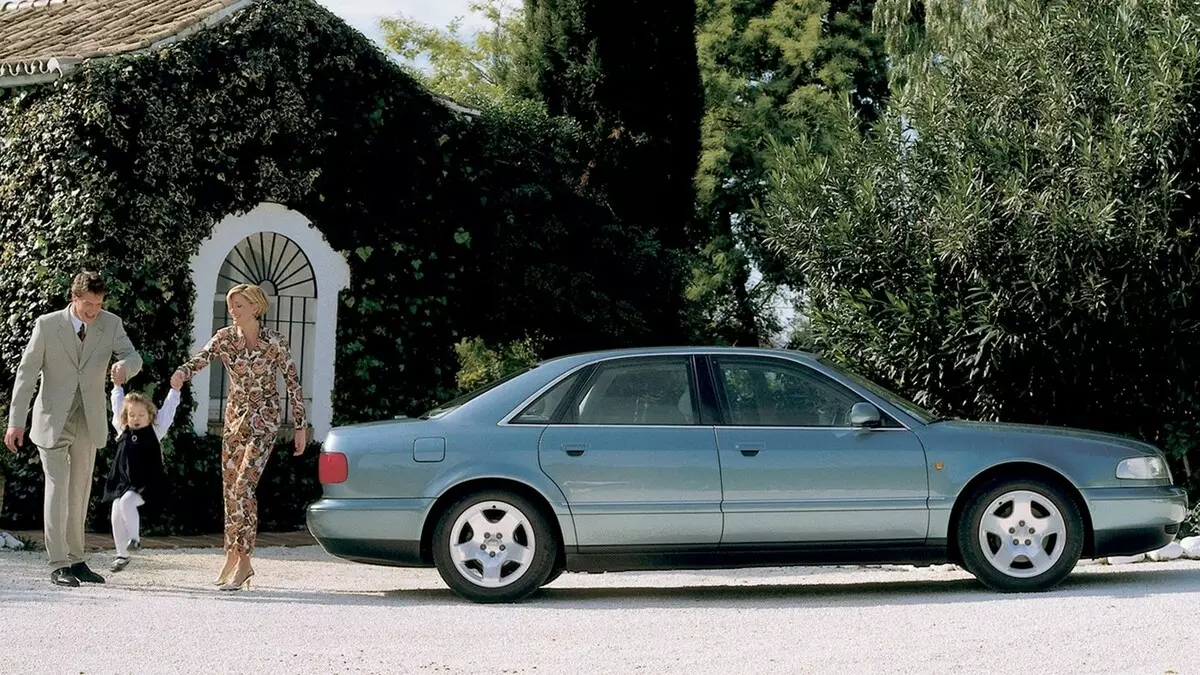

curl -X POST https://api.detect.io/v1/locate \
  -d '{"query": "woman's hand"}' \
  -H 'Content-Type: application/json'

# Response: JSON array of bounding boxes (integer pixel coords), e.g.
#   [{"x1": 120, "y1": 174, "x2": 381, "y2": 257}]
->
[
  {"x1": 293, "y1": 426, "x2": 307, "y2": 456},
  {"x1": 170, "y1": 369, "x2": 186, "y2": 391}
]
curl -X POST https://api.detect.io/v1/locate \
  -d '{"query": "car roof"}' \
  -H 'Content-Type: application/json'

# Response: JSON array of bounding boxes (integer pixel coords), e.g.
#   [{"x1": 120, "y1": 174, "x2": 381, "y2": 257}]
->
[{"x1": 535, "y1": 345, "x2": 818, "y2": 368}]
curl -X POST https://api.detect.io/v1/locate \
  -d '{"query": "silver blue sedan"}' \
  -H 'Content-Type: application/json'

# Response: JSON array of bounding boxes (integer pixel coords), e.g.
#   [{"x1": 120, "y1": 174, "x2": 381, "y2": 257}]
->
[{"x1": 306, "y1": 347, "x2": 1189, "y2": 603}]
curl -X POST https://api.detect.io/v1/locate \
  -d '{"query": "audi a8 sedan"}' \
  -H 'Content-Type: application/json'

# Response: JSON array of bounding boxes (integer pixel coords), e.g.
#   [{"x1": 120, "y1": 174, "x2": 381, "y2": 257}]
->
[{"x1": 306, "y1": 347, "x2": 1188, "y2": 603}]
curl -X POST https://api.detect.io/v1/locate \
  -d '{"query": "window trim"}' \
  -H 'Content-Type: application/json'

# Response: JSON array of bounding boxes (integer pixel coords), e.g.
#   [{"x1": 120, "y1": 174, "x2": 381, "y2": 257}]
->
[
  {"x1": 704, "y1": 354, "x2": 906, "y2": 430},
  {"x1": 507, "y1": 365, "x2": 594, "y2": 425},
  {"x1": 559, "y1": 355, "x2": 702, "y2": 427},
  {"x1": 500, "y1": 353, "x2": 718, "y2": 427}
]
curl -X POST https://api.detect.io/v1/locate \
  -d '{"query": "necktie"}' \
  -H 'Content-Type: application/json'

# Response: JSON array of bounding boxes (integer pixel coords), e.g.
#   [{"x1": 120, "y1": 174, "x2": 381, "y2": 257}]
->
[{"x1": 77, "y1": 323, "x2": 86, "y2": 342}]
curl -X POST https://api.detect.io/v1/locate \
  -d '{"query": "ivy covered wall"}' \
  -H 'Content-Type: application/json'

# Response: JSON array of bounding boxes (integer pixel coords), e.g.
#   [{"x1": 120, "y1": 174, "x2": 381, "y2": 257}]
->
[{"x1": 0, "y1": 0, "x2": 681, "y2": 533}]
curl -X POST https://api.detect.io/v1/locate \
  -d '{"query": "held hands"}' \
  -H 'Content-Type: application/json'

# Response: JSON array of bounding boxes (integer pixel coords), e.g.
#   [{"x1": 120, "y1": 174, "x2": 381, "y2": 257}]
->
[
  {"x1": 110, "y1": 363, "x2": 127, "y2": 387},
  {"x1": 170, "y1": 369, "x2": 186, "y2": 391}
]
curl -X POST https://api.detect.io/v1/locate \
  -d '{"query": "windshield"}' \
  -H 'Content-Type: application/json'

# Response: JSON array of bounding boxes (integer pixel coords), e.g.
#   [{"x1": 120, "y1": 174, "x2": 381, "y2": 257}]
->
[
  {"x1": 818, "y1": 357, "x2": 937, "y2": 424},
  {"x1": 420, "y1": 366, "x2": 534, "y2": 419}
]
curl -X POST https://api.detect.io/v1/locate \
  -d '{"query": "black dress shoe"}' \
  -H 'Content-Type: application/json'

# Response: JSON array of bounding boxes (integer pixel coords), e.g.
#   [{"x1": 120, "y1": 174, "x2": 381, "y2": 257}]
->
[
  {"x1": 70, "y1": 562, "x2": 105, "y2": 584},
  {"x1": 51, "y1": 567, "x2": 80, "y2": 587}
]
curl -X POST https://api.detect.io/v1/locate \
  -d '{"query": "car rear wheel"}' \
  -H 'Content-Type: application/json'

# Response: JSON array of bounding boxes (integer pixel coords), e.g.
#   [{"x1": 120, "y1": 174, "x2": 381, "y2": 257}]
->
[
  {"x1": 958, "y1": 478, "x2": 1084, "y2": 592},
  {"x1": 432, "y1": 490, "x2": 556, "y2": 603}
]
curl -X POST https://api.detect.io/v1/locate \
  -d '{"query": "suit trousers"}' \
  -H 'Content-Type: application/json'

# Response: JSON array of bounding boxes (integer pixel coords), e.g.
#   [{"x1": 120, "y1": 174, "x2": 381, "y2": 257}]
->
[{"x1": 36, "y1": 393, "x2": 96, "y2": 568}]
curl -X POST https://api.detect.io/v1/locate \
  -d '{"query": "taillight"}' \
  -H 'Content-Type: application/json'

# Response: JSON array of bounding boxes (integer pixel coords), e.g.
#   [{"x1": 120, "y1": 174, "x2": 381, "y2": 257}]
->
[{"x1": 319, "y1": 452, "x2": 348, "y2": 484}]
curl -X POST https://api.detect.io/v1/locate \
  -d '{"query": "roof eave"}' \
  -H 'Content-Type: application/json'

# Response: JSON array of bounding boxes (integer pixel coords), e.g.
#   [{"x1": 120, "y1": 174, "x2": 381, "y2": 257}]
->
[
  {"x1": 0, "y1": 56, "x2": 80, "y2": 89},
  {"x1": 0, "y1": 0, "x2": 259, "y2": 89},
  {"x1": 435, "y1": 95, "x2": 482, "y2": 118},
  {"x1": 142, "y1": 0, "x2": 259, "y2": 52}
]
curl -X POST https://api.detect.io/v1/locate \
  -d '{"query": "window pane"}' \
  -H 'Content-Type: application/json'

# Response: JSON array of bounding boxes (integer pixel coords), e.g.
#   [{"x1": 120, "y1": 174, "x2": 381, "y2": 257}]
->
[
  {"x1": 716, "y1": 358, "x2": 863, "y2": 427},
  {"x1": 511, "y1": 371, "x2": 583, "y2": 424},
  {"x1": 211, "y1": 231, "x2": 316, "y2": 426},
  {"x1": 573, "y1": 359, "x2": 696, "y2": 425},
  {"x1": 421, "y1": 366, "x2": 534, "y2": 419}
]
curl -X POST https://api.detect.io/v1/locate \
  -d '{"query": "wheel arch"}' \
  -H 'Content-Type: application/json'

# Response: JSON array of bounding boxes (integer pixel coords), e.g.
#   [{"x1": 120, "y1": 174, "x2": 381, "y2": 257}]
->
[
  {"x1": 946, "y1": 462, "x2": 1095, "y2": 563},
  {"x1": 419, "y1": 477, "x2": 568, "y2": 572}
]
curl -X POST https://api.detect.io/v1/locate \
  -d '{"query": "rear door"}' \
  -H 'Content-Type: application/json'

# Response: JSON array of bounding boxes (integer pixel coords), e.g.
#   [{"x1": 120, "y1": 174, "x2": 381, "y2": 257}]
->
[{"x1": 534, "y1": 356, "x2": 723, "y2": 547}]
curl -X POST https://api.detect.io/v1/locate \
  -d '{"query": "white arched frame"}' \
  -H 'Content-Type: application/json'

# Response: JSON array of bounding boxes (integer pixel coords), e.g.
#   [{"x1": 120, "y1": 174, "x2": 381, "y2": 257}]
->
[{"x1": 187, "y1": 202, "x2": 350, "y2": 441}]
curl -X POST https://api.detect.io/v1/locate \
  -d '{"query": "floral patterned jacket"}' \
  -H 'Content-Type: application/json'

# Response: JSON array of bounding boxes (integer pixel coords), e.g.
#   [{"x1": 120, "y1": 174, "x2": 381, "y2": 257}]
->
[{"x1": 178, "y1": 325, "x2": 306, "y2": 432}]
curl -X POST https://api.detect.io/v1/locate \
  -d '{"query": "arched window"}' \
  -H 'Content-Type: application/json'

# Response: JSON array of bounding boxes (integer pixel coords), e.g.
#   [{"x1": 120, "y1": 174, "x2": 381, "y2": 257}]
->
[{"x1": 210, "y1": 232, "x2": 316, "y2": 426}]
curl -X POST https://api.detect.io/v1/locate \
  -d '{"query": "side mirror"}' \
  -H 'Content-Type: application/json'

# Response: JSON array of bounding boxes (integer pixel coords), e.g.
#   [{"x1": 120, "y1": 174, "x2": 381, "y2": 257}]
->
[{"x1": 849, "y1": 402, "x2": 882, "y2": 429}]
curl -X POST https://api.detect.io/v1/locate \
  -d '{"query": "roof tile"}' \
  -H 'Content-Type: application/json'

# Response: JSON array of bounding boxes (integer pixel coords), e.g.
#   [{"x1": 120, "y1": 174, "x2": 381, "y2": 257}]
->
[{"x1": 0, "y1": 0, "x2": 247, "y2": 67}]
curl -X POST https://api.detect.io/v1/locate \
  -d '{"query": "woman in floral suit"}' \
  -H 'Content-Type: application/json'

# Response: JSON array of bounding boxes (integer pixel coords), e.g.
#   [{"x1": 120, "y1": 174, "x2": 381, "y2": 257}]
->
[{"x1": 173, "y1": 283, "x2": 307, "y2": 591}]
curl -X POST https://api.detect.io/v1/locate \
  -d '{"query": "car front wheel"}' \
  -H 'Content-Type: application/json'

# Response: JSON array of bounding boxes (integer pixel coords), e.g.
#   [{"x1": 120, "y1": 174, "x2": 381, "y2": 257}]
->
[
  {"x1": 432, "y1": 490, "x2": 556, "y2": 603},
  {"x1": 958, "y1": 478, "x2": 1084, "y2": 592}
]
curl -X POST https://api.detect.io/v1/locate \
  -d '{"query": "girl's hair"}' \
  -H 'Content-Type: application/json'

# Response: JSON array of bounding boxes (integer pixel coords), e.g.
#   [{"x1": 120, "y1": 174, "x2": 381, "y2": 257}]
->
[
  {"x1": 226, "y1": 283, "x2": 270, "y2": 318},
  {"x1": 119, "y1": 392, "x2": 157, "y2": 430}
]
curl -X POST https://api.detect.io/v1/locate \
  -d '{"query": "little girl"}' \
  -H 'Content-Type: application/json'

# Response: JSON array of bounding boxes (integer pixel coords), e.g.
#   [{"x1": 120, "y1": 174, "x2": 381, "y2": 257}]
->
[{"x1": 102, "y1": 366, "x2": 181, "y2": 572}]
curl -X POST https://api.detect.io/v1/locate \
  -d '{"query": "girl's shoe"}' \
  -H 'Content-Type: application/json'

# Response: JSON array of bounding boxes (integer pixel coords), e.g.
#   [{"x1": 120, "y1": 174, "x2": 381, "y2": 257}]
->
[
  {"x1": 218, "y1": 566, "x2": 255, "y2": 591},
  {"x1": 110, "y1": 557, "x2": 130, "y2": 572}
]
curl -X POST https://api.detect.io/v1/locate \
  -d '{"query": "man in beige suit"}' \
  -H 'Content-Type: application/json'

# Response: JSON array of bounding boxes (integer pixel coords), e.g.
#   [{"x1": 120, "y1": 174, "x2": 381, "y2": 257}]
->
[{"x1": 5, "y1": 271, "x2": 142, "y2": 587}]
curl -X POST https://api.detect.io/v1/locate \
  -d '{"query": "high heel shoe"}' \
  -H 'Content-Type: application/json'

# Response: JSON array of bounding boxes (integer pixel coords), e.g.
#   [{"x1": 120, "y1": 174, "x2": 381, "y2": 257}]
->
[{"x1": 219, "y1": 566, "x2": 254, "y2": 591}]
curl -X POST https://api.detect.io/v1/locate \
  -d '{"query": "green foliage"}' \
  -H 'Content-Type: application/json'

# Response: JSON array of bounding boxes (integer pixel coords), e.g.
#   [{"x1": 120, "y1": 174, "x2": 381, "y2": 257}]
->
[
  {"x1": 451, "y1": 97, "x2": 683, "y2": 356},
  {"x1": 689, "y1": 0, "x2": 889, "y2": 345},
  {"x1": 0, "y1": 0, "x2": 683, "y2": 531},
  {"x1": 685, "y1": 234, "x2": 783, "y2": 345},
  {"x1": 517, "y1": 0, "x2": 704, "y2": 344},
  {"x1": 453, "y1": 335, "x2": 542, "y2": 390},
  {"x1": 1183, "y1": 502, "x2": 1200, "y2": 538},
  {"x1": 764, "y1": 0, "x2": 1200, "y2": 491},
  {"x1": 381, "y1": 0, "x2": 527, "y2": 104}
]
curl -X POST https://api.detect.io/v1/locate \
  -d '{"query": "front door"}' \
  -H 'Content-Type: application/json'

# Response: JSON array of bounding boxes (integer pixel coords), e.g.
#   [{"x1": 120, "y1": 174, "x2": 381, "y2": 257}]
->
[
  {"x1": 537, "y1": 356, "x2": 722, "y2": 547},
  {"x1": 707, "y1": 355, "x2": 930, "y2": 544}
]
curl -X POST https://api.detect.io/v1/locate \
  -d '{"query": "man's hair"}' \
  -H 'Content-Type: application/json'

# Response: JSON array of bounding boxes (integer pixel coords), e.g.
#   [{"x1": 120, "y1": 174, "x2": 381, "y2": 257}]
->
[{"x1": 70, "y1": 271, "x2": 108, "y2": 298}]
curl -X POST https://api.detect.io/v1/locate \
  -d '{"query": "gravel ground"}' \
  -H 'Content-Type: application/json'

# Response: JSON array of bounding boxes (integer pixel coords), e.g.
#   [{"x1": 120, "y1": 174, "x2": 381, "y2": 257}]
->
[{"x1": 1, "y1": 546, "x2": 1197, "y2": 674}]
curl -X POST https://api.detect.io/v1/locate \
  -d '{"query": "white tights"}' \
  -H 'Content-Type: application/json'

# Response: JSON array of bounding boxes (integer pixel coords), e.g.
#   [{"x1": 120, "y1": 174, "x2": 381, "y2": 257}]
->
[{"x1": 111, "y1": 490, "x2": 145, "y2": 557}]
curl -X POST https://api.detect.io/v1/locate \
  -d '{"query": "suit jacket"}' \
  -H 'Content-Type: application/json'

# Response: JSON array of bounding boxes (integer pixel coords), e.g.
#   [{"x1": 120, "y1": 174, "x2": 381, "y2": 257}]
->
[{"x1": 7, "y1": 306, "x2": 143, "y2": 448}]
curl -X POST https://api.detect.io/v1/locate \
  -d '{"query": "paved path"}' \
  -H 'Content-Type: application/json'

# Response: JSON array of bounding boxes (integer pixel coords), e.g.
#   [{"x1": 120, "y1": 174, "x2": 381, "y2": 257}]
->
[{"x1": 1, "y1": 545, "x2": 1198, "y2": 674}]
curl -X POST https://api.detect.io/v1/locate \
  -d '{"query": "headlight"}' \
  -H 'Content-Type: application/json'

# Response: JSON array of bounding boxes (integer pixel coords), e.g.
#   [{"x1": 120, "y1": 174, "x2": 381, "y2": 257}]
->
[{"x1": 1115, "y1": 457, "x2": 1169, "y2": 480}]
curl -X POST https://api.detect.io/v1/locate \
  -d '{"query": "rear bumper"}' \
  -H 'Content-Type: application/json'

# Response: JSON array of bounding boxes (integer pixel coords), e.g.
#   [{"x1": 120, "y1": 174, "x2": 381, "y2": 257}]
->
[
  {"x1": 305, "y1": 497, "x2": 433, "y2": 567},
  {"x1": 1082, "y1": 486, "x2": 1189, "y2": 557}
]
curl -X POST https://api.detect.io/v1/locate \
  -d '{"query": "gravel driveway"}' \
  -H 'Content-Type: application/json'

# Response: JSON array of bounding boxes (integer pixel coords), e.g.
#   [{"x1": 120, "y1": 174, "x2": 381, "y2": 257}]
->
[{"x1": 1, "y1": 546, "x2": 1197, "y2": 674}]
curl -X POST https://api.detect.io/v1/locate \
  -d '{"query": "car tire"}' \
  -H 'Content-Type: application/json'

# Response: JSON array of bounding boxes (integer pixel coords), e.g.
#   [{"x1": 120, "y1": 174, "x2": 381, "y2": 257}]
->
[
  {"x1": 958, "y1": 477, "x2": 1084, "y2": 592},
  {"x1": 432, "y1": 490, "x2": 556, "y2": 603},
  {"x1": 541, "y1": 565, "x2": 565, "y2": 587}
]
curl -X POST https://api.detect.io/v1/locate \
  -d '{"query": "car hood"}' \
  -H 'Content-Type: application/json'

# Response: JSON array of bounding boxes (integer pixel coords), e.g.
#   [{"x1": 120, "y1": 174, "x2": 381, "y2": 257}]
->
[{"x1": 932, "y1": 419, "x2": 1161, "y2": 456}]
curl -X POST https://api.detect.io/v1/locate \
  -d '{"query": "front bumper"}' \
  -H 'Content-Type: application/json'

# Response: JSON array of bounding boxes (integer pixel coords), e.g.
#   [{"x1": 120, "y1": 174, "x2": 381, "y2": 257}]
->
[
  {"x1": 1081, "y1": 485, "x2": 1189, "y2": 557},
  {"x1": 305, "y1": 497, "x2": 434, "y2": 567}
]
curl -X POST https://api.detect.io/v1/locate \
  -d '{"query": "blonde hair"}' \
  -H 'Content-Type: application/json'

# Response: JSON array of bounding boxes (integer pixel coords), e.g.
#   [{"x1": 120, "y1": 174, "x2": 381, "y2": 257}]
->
[
  {"x1": 226, "y1": 283, "x2": 270, "y2": 318},
  {"x1": 119, "y1": 392, "x2": 158, "y2": 430}
]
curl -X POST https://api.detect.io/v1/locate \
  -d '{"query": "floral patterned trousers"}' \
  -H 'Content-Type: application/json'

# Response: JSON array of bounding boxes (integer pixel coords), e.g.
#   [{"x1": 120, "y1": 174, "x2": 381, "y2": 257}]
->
[{"x1": 222, "y1": 428, "x2": 274, "y2": 554}]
